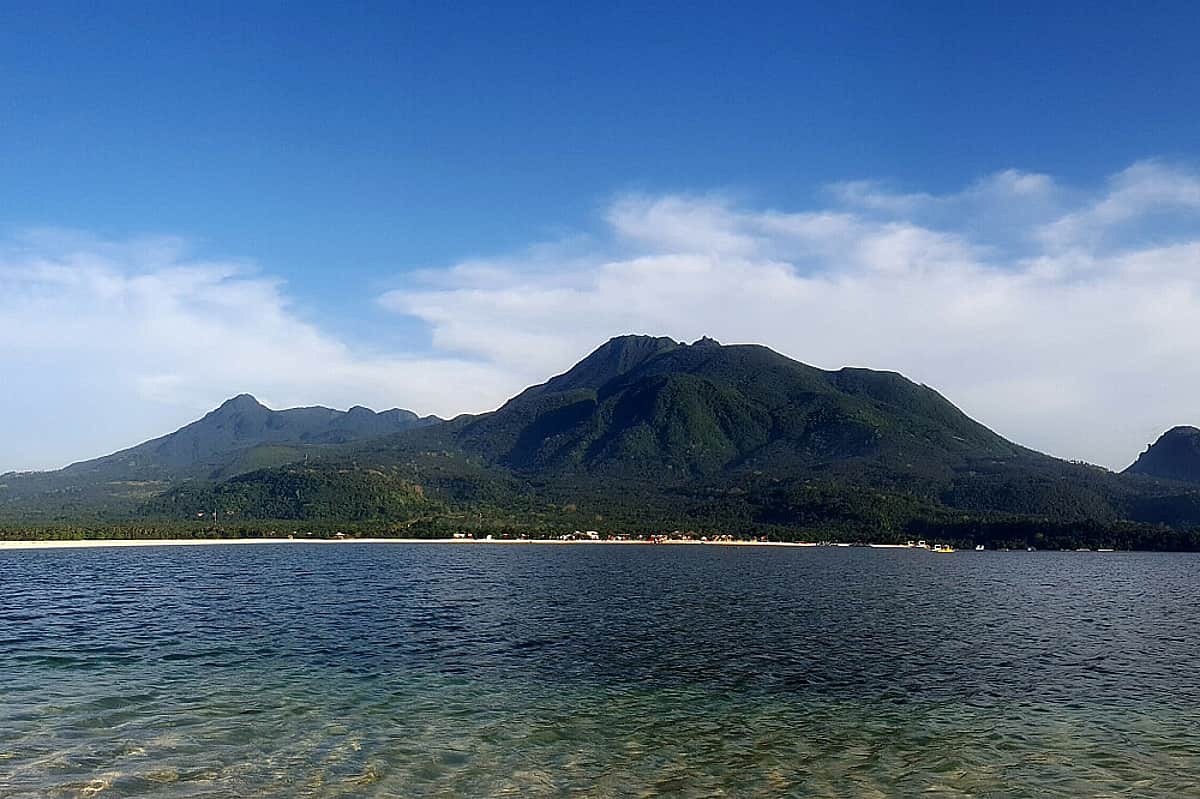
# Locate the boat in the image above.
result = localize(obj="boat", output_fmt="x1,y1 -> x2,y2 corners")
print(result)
974,544 -> 985,551
931,543 -> 956,553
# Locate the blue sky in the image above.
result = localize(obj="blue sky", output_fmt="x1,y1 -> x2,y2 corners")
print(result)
2,2 -> 1200,471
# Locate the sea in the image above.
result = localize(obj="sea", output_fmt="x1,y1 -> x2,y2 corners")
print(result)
1,543 -> 1198,797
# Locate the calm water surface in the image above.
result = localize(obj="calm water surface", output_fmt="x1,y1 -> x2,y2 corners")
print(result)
1,544 -> 1198,797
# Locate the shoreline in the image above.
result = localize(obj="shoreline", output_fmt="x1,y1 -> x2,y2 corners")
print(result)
0,537 -> 830,551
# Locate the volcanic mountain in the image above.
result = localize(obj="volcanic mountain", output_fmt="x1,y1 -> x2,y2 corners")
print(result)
448,335 -> 1028,480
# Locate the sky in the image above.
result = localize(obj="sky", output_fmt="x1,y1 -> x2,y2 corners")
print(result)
2,1 -> 1200,472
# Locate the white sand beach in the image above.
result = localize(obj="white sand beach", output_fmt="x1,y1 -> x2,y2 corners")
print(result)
0,537 -> 824,551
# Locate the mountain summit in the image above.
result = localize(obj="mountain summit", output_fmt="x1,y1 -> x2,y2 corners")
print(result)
519,335 -> 682,399
56,395 -> 440,482
1125,426 -> 1200,483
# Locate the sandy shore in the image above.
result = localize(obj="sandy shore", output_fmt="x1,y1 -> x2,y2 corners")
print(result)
0,537 -> 823,551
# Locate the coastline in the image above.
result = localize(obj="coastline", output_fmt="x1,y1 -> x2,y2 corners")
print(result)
0,537 -> 830,551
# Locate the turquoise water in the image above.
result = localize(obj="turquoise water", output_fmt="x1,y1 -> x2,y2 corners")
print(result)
2,544 -> 1198,797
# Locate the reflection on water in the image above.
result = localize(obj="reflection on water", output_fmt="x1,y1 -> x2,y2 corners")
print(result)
2,544 -> 1199,797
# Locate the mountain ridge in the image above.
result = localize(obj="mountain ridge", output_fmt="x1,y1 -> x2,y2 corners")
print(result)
58,394 -> 441,479
0,395 -> 441,517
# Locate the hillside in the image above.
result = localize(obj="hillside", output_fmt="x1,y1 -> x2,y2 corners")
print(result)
145,462 -> 439,523
1125,426 -> 1200,483
0,395 -> 439,519
452,335 -> 1028,481
61,393 -> 439,480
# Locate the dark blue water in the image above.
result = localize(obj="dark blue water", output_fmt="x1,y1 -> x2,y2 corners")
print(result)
2,543 -> 1199,797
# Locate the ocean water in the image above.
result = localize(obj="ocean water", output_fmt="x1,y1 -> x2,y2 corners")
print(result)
1,543 -> 1198,798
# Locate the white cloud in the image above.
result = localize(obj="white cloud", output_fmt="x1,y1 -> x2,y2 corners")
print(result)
6,162 -> 1200,473
606,194 -> 760,256
0,231 -> 527,471
1037,160 -> 1200,249
829,180 -> 936,215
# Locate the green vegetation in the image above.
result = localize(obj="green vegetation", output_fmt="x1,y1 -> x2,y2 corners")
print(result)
145,464 -> 437,522
6,335 -> 1200,549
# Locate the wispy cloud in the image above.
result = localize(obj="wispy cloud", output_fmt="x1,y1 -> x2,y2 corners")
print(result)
0,230 -> 526,471
1037,160 -> 1200,250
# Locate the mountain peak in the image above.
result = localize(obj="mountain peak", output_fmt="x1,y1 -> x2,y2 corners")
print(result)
601,334 -> 681,357
1165,425 -> 1200,438
214,394 -> 267,414
519,335 -> 681,398
56,393 -> 435,480
1126,426 -> 1200,482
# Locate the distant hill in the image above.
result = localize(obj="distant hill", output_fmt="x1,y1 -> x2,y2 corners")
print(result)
60,394 -> 438,479
1125,426 -> 1200,483
0,395 -> 439,518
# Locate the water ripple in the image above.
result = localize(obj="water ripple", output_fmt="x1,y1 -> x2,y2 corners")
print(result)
1,545 -> 1199,796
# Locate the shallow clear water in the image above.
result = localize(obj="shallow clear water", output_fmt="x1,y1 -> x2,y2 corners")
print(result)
2,544 -> 1199,797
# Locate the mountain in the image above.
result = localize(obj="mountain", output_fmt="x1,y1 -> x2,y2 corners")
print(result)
9,335 -> 1200,549
450,335 -> 1028,480
313,336 -> 1159,537
60,394 -> 439,481
0,395 -> 439,518
1126,426 -> 1200,482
